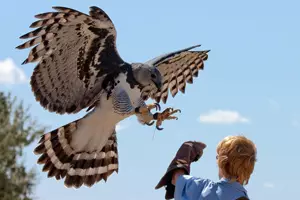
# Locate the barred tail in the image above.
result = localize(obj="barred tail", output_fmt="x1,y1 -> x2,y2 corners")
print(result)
34,119 -> 119,188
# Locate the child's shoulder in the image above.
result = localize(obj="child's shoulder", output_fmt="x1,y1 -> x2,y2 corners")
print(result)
180,175 -> 218,187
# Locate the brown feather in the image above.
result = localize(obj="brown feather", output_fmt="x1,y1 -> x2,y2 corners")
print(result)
33,118 -> 119,188
16,6 -> 125,114
145,50 -> 209,103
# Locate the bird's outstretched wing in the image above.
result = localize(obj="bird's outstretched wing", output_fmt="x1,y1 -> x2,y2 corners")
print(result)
142,45 -> 209,103
16,6 -> 125,114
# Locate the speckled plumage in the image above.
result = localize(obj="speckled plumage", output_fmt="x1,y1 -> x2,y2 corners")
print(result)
17,6 -> 210,188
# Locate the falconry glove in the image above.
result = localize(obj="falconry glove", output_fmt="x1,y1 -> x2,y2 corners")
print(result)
155,141 -> 207,199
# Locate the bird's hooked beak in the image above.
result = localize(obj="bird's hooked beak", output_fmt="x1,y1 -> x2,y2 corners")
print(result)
152,80 -> 162,90
151,68 -> 163,90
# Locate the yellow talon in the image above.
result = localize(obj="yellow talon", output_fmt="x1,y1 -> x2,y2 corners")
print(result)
135,103 -> 161,115
154,107 -> 181,130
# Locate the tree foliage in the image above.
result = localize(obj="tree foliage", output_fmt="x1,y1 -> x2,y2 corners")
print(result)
0,92 -> 45,200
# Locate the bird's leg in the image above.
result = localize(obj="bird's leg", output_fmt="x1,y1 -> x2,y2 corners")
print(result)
135,103 -> 161,115
153,108 -> 181,130
133,101 -> 181,129
134,103 -> 161,126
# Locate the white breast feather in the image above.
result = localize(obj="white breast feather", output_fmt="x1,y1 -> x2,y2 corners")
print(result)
116,73 -> 141,107
70,73 -> 141,153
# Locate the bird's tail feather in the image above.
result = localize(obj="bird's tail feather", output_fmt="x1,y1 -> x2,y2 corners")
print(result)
34,119 -> 119,188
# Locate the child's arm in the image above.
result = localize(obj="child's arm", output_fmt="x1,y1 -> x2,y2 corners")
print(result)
155,141 -> 207,199
171,169 -> 186,185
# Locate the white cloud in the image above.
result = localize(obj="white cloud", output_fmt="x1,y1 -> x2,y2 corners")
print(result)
263,182 -> 275,188
116,124 -> 124,132
198,110 -> 250,124
0,58 -> 27,84
116,122 -> 130,132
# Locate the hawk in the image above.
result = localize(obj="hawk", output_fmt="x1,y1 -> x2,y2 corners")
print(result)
16,6 -> 209,188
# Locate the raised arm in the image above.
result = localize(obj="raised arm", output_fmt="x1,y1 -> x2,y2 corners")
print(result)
171,169 -> 186,185
155,141 -> 207,199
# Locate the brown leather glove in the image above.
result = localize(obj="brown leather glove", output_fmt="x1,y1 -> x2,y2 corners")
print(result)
155,141 -> 207,199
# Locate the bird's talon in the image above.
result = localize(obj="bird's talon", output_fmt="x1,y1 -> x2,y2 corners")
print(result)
154,103 -> 161,111
145,121 -> 154,126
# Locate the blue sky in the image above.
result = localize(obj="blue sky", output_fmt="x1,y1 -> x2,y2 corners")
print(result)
0,0 -> 299,199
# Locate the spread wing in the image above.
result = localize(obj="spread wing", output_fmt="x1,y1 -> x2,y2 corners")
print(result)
142,45 -> 209,103
16,6 -> 125,114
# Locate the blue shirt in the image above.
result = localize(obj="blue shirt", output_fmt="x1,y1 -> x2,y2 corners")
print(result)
174,175 -> 248,200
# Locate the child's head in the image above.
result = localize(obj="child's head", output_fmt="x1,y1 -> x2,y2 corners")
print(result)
216,135 -> 257,185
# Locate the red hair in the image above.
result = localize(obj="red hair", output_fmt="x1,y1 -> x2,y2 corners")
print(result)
217,135 -> 257,185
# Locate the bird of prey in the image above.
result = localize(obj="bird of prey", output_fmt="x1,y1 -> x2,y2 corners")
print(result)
16,6 -> 209,188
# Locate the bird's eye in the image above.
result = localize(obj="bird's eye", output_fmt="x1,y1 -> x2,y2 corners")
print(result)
151,74 -> 156,78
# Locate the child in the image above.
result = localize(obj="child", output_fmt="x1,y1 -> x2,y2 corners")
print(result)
155,136 -> 257,200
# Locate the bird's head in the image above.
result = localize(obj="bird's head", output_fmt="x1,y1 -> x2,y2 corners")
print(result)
132,63 -> 162,90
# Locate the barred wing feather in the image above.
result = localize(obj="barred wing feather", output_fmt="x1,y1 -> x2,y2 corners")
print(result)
142,45 -> 209,103
16,6 -> 125,114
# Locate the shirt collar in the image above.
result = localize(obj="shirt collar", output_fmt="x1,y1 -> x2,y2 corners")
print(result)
218,177 -> 247,193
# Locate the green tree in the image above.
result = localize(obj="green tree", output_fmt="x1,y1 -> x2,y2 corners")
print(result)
0,92 -> 45,200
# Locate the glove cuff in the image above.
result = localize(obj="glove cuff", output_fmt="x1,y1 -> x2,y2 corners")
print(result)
155,162 -> 190,190
155,141 -> 206,199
